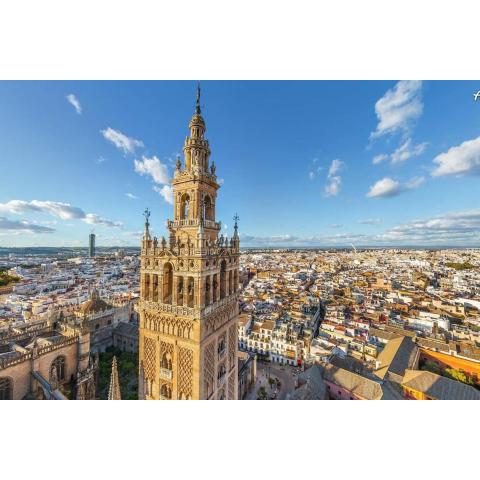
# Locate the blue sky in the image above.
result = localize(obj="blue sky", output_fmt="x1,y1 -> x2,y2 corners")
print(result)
0,80 -> 479,247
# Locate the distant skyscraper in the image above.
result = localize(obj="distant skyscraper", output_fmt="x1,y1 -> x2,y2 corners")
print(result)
89,233 -> 96,257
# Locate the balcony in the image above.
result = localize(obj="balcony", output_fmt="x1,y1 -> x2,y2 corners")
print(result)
167,219 -> 221,230
160,368 -> 173,380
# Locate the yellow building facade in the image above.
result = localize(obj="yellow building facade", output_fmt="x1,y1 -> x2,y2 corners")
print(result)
138,87 -> 240,400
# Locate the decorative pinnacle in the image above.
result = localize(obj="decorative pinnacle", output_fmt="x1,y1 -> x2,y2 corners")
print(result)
233,213 -> 239,233
108,356 -> 121,400
195,82 -> 201,114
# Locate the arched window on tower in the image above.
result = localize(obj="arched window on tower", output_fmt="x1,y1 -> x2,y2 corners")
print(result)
50,356 -> 66,383
0,377 -> 13,400
212,274 -> 218,303
180,194 -> 190,221
160,384 -> 172,399
143,273 -> 150,301
234,269 -> 239,292
163,263 -> 173,304
205,275 -> 211,306
220,260 -> 227,300
204,195 -> 214,221
161,353 -> 172,371
177,277 -> 184,306
187,277 -> 195,308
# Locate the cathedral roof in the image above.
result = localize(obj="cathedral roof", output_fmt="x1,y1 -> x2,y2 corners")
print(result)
80,290 -> 111,315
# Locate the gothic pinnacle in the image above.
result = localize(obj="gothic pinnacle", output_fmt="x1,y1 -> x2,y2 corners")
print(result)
108,356 -> 121,400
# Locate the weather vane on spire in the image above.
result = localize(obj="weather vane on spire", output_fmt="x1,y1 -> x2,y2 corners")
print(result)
195,82 -> 201,114
143,207 -> 151,226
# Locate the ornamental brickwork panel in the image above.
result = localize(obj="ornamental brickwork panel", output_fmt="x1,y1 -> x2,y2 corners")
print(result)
204,342 -> 215,399
144,337 -> 156,381
178,347 -> 193,399
228,323 -> 236,371
228,373 -> 235,400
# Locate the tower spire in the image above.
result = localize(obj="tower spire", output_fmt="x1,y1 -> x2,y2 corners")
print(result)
233,213 -> 240,238
108,356 -> 121,400
195,82 -> 201,114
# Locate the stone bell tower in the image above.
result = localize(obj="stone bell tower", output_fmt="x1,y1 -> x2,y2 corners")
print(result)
138,85 -> 240,400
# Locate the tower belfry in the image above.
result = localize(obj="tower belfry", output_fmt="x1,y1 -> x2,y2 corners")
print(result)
138,87 -> 240,400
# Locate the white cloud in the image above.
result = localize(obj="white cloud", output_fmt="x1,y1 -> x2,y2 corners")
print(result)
372,154 -> 388,165
358,218 -> 382,225
134,156 -> 169,184
390,138 -> 427,164
96,156 -> 107,164
370,81 -> 423,139
66,94 -> 82,114
325,176 -> 341,196
366,176 -> 425,198
432,135 -> 480,177
101,127 -> 144,154
328,159 -> 344,177
329,224 -> 343,229
0,200 -> 85,220
325,159 -> 344,197
405,176 -> 425,190
153,185 -> 173,205
367,177 -> 401,198
0,199 -> 122,229
126,193 -> 138,200
83,214 -> 123,228
308,171 -> 315,180
0,217 -> 55,234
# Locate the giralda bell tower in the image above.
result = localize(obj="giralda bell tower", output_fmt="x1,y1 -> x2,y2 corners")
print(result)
138,86 -> 240,400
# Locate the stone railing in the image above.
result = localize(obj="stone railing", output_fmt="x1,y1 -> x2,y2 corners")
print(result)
0,351 -> 32,370
0,334 -> 79,370
167,218 -> 221,230
160,368 -> 173,380
139,293 -> 238,318
139,300 -> 197,318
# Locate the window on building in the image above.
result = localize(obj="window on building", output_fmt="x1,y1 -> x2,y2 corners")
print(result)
0,377 -> 12,400
160,384 -> 172,399
50,356 -> 66,382
161,352 -> 172,370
